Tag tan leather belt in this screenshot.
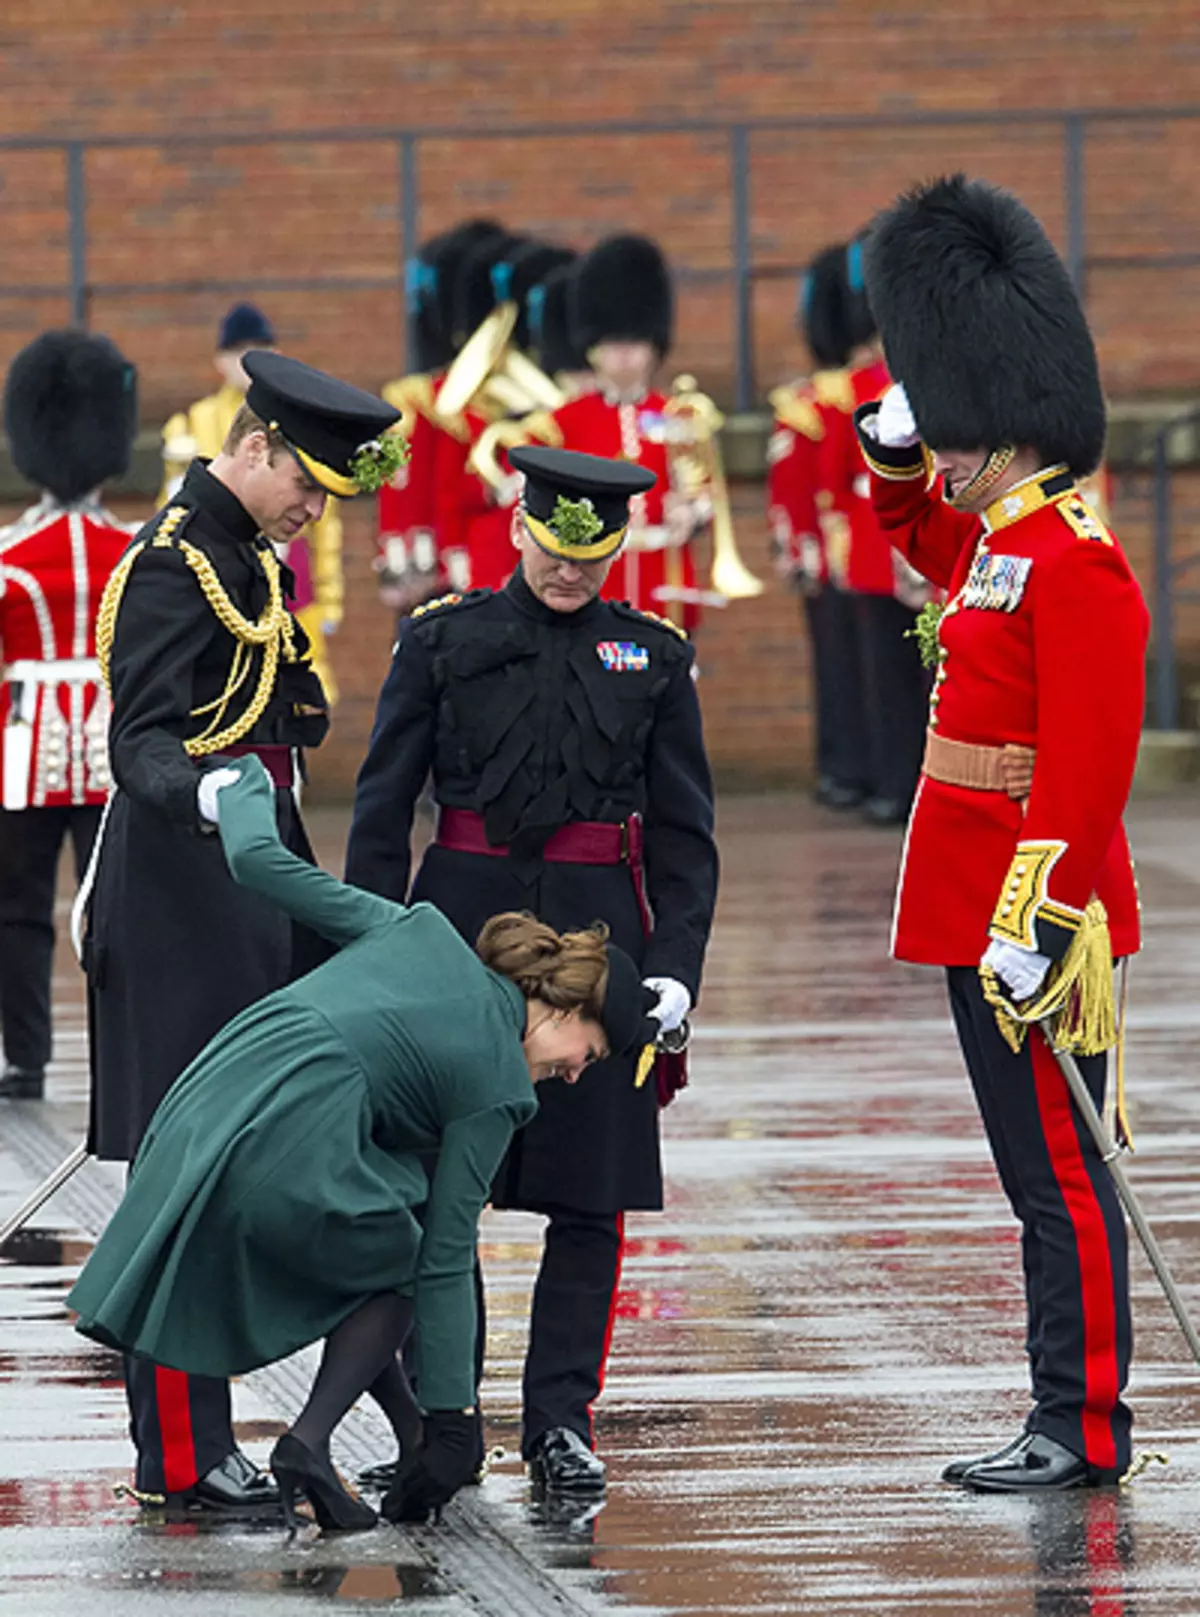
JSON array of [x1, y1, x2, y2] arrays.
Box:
[[923, 729, 1035, 800]]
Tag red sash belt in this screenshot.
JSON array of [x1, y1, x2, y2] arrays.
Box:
[[221, 744, 295, 788]]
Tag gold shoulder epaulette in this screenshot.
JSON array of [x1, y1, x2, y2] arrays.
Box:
[[812, 368, 856, 413], [410, 592, 464, 620], [382, 372, 435, 436], [1056, 492, 1114, 546], [615, 601, 688, 640], [150, 504, 194, 547], [769, 383, 824, 442]]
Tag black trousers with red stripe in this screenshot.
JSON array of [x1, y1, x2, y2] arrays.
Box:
[[124, 1356, 235, 1495], [520, 1206, 625, 1457], [947, 968, 1132, 1477]]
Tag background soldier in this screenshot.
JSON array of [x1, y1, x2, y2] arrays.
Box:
[[161, 303, 345, 700], [0, 332, 136, 1100], [857, 175, 1146, 1490], [86, 350, 400, 1514], [346, 445, 718, 1494]]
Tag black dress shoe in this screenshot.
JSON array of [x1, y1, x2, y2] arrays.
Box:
[[941, 1432, 1029, 1484], [0, 1065, 44, 1099], [815, 779, 866, 811], [527, 1427, 606, 1494], [271, 1432, 378, 1532], [960, 1431, 1099, 1493], [861, 796, 910, 827], [166, 1448, 283, 1517]]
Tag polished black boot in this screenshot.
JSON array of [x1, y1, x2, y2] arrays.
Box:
[[164, 1448, 283, 1518], [959, 1432, 1100, 1493], [941, 1432, 1028, 1484], [0, 1065, 44, 1099], [528, 1427, 606, 1494]]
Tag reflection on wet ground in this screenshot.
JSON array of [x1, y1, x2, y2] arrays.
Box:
[[0, 792, 1198, 1612]]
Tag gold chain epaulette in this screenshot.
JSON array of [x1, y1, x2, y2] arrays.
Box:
[[617, 604, 688, 640], [812, 368, 856, 413], [95, 505, 299, 757]]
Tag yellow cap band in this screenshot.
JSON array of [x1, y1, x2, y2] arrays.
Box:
[[293, 445, 359, 499], [523, 510, 627, 562]]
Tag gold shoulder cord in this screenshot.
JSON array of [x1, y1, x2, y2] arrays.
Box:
[[95, 507, 298, 757]]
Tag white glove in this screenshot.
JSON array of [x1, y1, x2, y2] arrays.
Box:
[[197, 766, 244, 827], [981, 938, 1052, 1002], [643, 976, 692, 1035], [875, 383, 921, 449]]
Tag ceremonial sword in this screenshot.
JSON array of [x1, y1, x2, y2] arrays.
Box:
[[1041, 1020, 1200, 1368]]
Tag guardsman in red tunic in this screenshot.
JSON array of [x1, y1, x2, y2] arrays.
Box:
[[767, 245, 871, 806], [856, 175, 1147, 1491], [549, 236, 703, 630], [376, 221, 505, 612], [0, 332, 136, 1100]]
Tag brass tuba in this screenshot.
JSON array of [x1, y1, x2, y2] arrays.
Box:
[[662, 376, 764, 601], [435, 304, 566, 425]]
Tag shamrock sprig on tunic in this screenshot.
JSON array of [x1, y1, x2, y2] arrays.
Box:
[[547, 494, 604, 547], [906, 599, 946, 669], [349, 434, 411, 494]]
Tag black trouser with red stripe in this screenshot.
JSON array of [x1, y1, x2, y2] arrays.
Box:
[[520, 1206, 625, 1457], [948, 968, 1132, 1477], [124, 1357, 235, 1495]]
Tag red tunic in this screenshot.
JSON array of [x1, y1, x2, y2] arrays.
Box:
[[766, 381, 825, 584], [433, 408, 519, 593], [0, 498, 133, 809], [816, 360, 900, 596], [551, 389, 698, 627], [377, 372, 468, 585], [857, 429, 1146, 966]]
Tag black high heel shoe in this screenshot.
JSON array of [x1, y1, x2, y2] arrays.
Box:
[[270, 1433, 379, 1532]]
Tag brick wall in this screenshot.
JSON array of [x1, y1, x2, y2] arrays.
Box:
[[1, 4, 1200, 414]]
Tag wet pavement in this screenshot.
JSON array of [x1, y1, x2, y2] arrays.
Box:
[[2, 790, 1200, 1613]]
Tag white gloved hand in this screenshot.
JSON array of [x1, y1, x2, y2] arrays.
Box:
[[642, 976, 692, 1035], [875, 383, 921, 449], [197, 766, 244, 827], [981, 938, 1052, 1002]]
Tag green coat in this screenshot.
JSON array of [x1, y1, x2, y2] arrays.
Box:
[[68, 762, 537, 1412]]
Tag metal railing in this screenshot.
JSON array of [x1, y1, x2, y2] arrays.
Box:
[[2, 103, 1200, 410]]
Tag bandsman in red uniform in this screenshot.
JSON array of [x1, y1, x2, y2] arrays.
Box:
[[0, 332, 136, 1100], [527, 259, 595, 404], [768, 245, 871, 806], [549, 235, 703, 629], [376, 220, 505, 612], [856, 175, 1147, 1491]]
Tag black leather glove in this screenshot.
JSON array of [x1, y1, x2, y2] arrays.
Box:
[[381, 1409, 481, 1524]]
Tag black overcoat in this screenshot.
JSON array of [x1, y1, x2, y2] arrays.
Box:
[[85, 462, 329, 1161], [344, 568, 718, 1214]]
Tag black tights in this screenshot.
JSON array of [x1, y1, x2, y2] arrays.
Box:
[[291, 1293, 417, 1459]]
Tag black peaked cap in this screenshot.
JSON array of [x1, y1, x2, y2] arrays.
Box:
[[243, 350, 401, 495], [510, 445, 656, 562]]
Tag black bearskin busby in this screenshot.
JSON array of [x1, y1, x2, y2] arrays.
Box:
[[863, 175, 1106, 476], [451, 231, 529, 349], [506, 243, 576, 350], [407, 219, 504, 372], [529, 261, 588, 375], [5, 331, 137, 504], [571, 234, 673, 356], [799, 243, 851, 370]]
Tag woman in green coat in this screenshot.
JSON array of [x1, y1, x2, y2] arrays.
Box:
[[68, 758, 657, 1532]]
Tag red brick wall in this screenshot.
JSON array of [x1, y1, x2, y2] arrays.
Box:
[[1, 4, 1200, 413]]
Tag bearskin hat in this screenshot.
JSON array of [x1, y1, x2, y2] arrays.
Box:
[[798, 243, 851, 370], [451, 232, 530, 348], [5, 331, 137, 503], [863, 175, 1105, 475], [571, 235, 673, 356], [505, 244, 576, 350], [407, 219, 505, 371], [529, 261, 589, 375], [841, 238, 878, 353]]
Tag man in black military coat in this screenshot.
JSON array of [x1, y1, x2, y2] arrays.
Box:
[[346, 445, 718, 1493], [85, 351, 401, 1514]]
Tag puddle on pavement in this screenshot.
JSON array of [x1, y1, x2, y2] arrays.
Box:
[[86, 1562, 446, 1600], [0, 1225, 94, 1267]]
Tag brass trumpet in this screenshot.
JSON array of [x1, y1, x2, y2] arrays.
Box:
[[435, 304, 566, 425], [662, 375, 764, 602]]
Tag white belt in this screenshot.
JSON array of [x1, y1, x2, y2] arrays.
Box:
[[5, 657, 101, 685]]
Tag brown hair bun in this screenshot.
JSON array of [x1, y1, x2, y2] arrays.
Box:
[[476, 912, 610, 1022]]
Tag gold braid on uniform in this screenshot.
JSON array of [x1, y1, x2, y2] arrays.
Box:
[[95, 506, 298, 758]]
